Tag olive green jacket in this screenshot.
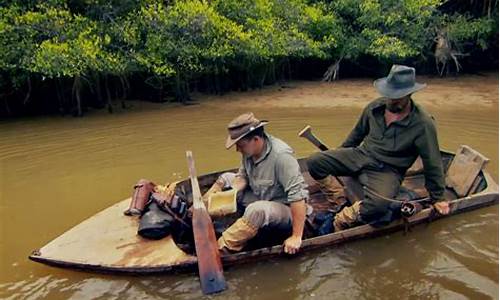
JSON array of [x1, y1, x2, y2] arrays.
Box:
[[341, 98, 445, 201]]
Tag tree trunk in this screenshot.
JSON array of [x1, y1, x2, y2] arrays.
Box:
[[3, 97, 11, 116], [104, 75, 113, 113], [158, 76, 165, 102], [270, 61, 276, 84], [175, 73, 189, 104], [259, 64, 267, 88], [287, 58, 292, 81], [240, 70, 248, 92], [119, 75, 128, 109], [94, 73, 104, 108], [55, 78, 65, 115], [247, 69, 252, 90], [185, 80, 191, 102], [23, 75, 32, 105], [72, 75, 83, 117], [214, 69, 221, 95]]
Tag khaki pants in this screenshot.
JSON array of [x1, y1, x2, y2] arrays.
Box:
[[307, 147, 404, 227], [218, 199, 294, 251], [243, 200, 292, 230]]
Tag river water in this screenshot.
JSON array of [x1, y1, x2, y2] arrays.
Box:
[[0, 73, 498, 299]]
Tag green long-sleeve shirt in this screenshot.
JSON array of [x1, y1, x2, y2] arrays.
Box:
[[341, 98, 445, 201]]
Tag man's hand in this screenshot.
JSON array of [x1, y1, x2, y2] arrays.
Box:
[[283, 235, 302, 255], [433, 201, 450, 215], [231, 176, 247, 191], [284, 200, 306, 255]]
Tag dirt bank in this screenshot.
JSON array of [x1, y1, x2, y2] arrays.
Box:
[[199, 72, 498, 110]]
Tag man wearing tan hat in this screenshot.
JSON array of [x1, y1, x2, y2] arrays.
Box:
[[307, 64, 449, 232], [215, 113, 309, 254]]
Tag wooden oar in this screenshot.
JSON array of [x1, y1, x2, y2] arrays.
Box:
[[298, 125, 363, 203], [186, 151, 227, 295]]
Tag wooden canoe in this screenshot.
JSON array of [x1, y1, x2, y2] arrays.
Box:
[[29, 147, 499, 274]]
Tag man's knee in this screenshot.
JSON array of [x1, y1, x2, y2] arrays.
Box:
[[307, 152, 335, 180], [243, 201, 269, 228], [307, 149, 355, 180]]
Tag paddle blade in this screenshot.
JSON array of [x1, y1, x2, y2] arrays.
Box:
[[192, 208, 227, 294]]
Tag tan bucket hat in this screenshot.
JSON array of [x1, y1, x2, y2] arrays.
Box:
[[225, 113, 268, 149]]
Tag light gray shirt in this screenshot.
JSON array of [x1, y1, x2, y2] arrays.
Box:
[[237, 134, 309, 204]]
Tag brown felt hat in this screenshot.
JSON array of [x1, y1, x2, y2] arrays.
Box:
[[225, 113, 268, 149]]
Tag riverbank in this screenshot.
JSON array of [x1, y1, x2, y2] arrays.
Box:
[[199, 72, 498, 110]]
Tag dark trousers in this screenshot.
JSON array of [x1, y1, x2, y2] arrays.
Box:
[[307, 147, 405, 226]]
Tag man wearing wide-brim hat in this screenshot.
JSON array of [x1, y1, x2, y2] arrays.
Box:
[[307, 64, 449, 232], [214, 113, 309, 255]]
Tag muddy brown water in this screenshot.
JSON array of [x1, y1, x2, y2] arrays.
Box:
[[0, 73, 498, 299]]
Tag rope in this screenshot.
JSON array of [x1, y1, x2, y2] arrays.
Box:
[[362, 185, 431, 204]]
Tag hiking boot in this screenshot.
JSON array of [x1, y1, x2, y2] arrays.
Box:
[[316, 175, 348, 212]]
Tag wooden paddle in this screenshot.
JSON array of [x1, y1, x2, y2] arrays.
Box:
[[186, 151, 227, 295]]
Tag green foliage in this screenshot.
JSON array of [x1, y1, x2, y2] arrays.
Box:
[[444, 14, 496, 50], [0, 0, 497, 114], [213, 0, 338, 62], [330, 0, 444, 60]]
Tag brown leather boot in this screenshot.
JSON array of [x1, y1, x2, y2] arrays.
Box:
[[317, 176, 348, 212]]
